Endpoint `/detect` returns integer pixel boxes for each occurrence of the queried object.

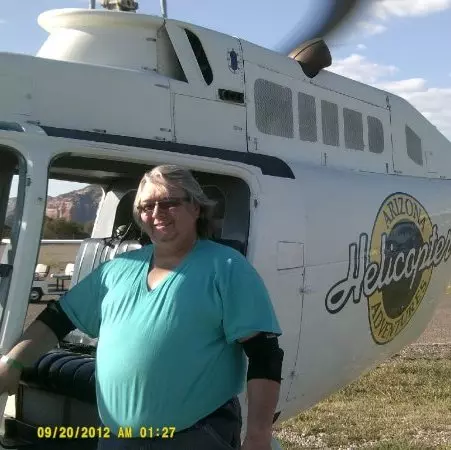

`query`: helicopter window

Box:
[185,29,213,85]
[201,185,226,239]
[321,100,339,147]
[254,79,294,138]
[343,108,364,151]
[367,116,384,154]
[405,125,423,166]
[298,93,317,142]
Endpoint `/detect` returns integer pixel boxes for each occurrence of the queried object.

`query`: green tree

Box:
[42,217,90,239]
[83,220,95,236]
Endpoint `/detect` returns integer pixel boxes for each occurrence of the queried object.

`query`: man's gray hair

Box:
[133,165,217,238]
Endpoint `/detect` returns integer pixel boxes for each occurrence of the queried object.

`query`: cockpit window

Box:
[185,29,213,85]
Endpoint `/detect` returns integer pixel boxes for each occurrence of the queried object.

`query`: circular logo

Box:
[368,193,433,344]
[325,192,451,345]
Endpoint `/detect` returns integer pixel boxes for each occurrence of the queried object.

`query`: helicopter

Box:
[0,0,451,448]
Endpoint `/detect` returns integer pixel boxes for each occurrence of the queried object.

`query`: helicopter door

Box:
[0,145,26,322]
[246,178,306,405]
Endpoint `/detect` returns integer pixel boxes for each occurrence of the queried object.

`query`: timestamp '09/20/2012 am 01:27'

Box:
[36,426,177,439]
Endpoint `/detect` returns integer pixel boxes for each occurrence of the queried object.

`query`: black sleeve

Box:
[35,300,76,340]
[241,332,284,383]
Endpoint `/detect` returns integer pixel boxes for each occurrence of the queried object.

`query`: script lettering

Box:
[325,224,451,313]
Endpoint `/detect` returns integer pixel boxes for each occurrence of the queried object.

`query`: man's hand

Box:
[0,359,22,396]
[242,378,279,448]
[241,434,272,450]
[241,415,273,450]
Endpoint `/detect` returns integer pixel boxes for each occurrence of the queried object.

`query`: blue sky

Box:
[2,0,451,196]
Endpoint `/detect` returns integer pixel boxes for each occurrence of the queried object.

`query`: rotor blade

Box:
[276,0,373,58]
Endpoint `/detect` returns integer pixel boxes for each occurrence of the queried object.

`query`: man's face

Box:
[138,182,199,246]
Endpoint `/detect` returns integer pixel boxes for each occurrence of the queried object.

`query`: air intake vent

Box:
[254,79,293,138]
[218,89,244,104]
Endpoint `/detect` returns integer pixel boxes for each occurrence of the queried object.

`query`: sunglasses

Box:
[138,196,190,214]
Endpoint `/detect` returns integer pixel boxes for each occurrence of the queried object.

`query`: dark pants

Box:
[96,397,242,449]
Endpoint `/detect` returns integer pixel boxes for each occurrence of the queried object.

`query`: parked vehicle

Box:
[29,263,74,302]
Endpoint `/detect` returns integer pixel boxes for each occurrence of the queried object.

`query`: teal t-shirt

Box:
[59,239,282,435]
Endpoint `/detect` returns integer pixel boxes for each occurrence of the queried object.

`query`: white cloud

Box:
[357,21,387,35]
[328,54,398,84]
[330,0,450,41]
[328,55,451,140]
[371,0,451,19]
[374,78,427,94]
[376,79,451,129]
[357,44,367,50]
[347,0,451,39]
[401,87,451,138]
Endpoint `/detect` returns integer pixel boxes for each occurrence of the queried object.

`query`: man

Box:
[0,165,284,449]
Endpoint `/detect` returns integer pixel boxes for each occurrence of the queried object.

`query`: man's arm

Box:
[5,260,104,373]
[6,320,59,368]
[239,332,284,446]
[245,378,280,443]
[6,300,76,369]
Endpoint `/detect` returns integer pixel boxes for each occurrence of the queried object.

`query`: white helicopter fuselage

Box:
[0,7,451,444]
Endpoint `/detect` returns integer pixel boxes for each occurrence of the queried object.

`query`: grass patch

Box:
[274,357,451,449]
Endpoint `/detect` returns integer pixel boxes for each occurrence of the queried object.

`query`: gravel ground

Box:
[394,341,451,360]
[275,427,451,450]
[414,297,451,345]
[400,294,451,357]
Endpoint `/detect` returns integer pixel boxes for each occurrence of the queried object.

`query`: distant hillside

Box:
[6,185,103,227]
